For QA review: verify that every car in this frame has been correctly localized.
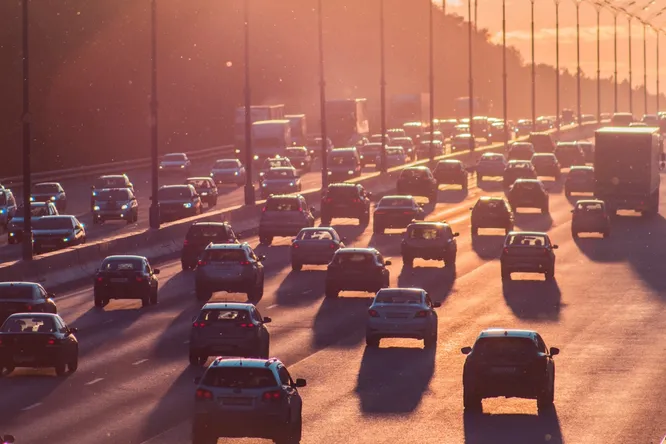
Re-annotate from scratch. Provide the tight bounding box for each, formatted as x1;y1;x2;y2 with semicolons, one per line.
387;128;407;138
530;153;561;179
191;357;306;444
571;199;610;238
326;147;362;181
375;146;407;168
261;167;302;199
438;119;459;138
0;187;17;230
181;222;239;270
188;302;272;365
514;119;533;136
159;152;192;175
470;196;514;236
0;282;57;325
30;182;67;212
564;165;595;196
210;158;246;186
554;142;585;168
93;255;160;307
156;184;203;222
91;188;139;225
290;227;344;271
403;121;425;141
91;174;134;210
611;112;634;126
306;135;333;157
475;152;508;180
507;179;550;214
258;195;315;245
373;195;425;234
396;166;438;203
461;328;559;413
507;142;535;161
32;215;86;254
577;141;595;162
487;121;508;143
365;288;441;348
527;132;556;153
401;221;459;268
7;202;58;244
422;130;445;143
0;313;78;376
258;156;294;183
433;159;468;190
186;177;219;207
325;248;391;298
500;231;558;280
369;133;394;144
359;143;382;167
285;146;313;172
503;160;537;188
195;243;265;301
451;134;475;152
320;183;372;225
391;136;415;159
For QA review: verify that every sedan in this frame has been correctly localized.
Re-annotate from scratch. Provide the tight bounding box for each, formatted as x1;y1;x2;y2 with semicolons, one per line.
94;255;160;308
32;215;86;254
373;195;425;234
30;182;67;212
500;231;558;281
159;152;192;175
210;158;246;186
290;227;344;271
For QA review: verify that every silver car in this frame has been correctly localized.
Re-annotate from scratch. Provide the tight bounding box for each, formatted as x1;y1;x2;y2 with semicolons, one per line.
159;152;191;175
210;158;246;186
290;227;344;271
366;288;441;348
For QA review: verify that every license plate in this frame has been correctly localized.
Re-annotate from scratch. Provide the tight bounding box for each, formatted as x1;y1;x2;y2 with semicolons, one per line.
110;278;128;283
492;367;516;374
222;398;252;406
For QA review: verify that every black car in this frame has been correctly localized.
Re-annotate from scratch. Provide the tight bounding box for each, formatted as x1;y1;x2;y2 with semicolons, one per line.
91;174;134;211
470;197;514;236
92;188;139;225
554;142;585;168
185;177;219;208
93;255;160;308
194;243;265;301
527;132;556;153
326;148;362;181
373;195;425;234
461;328;559;413
32;215;87;254
156;184;203;222
507;142;535;161
0;313;78;376
285;146;313;172
359;143;382;167
507;179;549;214
188;302;271;365
320;183;372;225
564;166;595;196
433;159;468;190
503;160;537;188
0;282;57;325
325;248;391;298
571;199;610;238
396;166;438;203
401;221;459;268
500;231;558;280
530;153;561;179
181;222;239;270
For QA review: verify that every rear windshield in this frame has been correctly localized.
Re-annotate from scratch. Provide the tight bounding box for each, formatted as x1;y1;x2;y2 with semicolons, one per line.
263;159;290;169
327;186;358;199
408;226;445;240
394;139;413;147
33;217;73;230
297;230;334;240
375;292;421;304
1;316;56;333
514;181;540;190
508;162;531;169
214;160;240;169
95;189;132;200
329;155;356;166
265;169;296;179
387;148;403;155
555;145;579;154
400;169;428;179
94;177;127;188
33;184;60;193
199;309;250;322
0;285;34;300
480;155;504;162
265;199;300;211
203;249;247;262
473;337;537;358
576;202;604;212
569;169;593;177
511;144;533;151
158;187;192;200
101;258;143;271
186;225;231;242
506;234;547;246
378;198;413;208
476;200;507;212
437;162;460;170
186;179;212;189
532;155;555;162
202;367;277;389
333;253;375;266
286;149;306;157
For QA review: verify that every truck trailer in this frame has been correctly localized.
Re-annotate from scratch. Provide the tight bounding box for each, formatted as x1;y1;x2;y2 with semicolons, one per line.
235;105;286;157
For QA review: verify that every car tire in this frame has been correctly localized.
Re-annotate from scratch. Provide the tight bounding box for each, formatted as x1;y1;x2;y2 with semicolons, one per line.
541;206;549;215
603;230;610;238
545;265;555;281
259;341;270;359
291;262;302;272
94;294;106;308
537;375;555;412
446;256;456;268
471;226;478;236
275;413;302;444
565;190;571;197
463;388;482;413
424;329;437;348
325;286;339;298
477;173;484;181
260;235;273;245
189;351;207;366
1;365;15;376
191;427;217;444
67;355;79;373
501;267;511;281
149;288;158;305
365;335;380;347
373;224;384;235
359;213;370;225
141;295;150;308
55;362;67;376
572;230;579;239
403;256;413;268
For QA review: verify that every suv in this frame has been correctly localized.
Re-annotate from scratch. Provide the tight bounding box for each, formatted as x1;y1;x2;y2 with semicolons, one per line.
320;183;371;225
192;357;306;444
92;188;139;225
461;328;559;413
571;199;610;238
530;153;561;179
359;143;382;167
401;221;459;268
500;231;558;281
181;222;239;270
507;142;535;161
325;248;391;298
91;174;134;211
554;142;585;168
189;302;272;365
327;148;362;181
7;202;58;244
396;166;438;203
0;282;57;325
470;197;514;236
527;132;555;153
195;243;265;301
503;160;537;188
507;179;549;214
475;152;507;181
258;195;315;245
564;166;595;196
433;159;468;190
0;187;17;230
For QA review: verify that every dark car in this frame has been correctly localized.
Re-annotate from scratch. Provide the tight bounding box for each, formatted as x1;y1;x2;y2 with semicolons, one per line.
93;255;160;308
475;152;508;180
320;183;372;225
500;231;558;280
373;195;425;234
0;282;57;325
186;177;219;208
188;302;271;365
396;166;438;203
210;158;247;186
290;227;344;271
359;143;382;167
91;174;134;211
527;132;556;153
470;197;514;236
92;188;139;225
507;142;535;161
0;313;78;376
181;222;239;270
392;136;415;160
325;248;391;298
416;140;445;160
503;160;537;188
258;157;294;184
564;166;595;196
571;199;610;238
577;141;595;163
258;195;316;245
32;215;86;254
451;134;475;152
285;146;313;172
156;184;203;222
554;142;585;168
461;328;559;413
530;153;561;179
401;221;459;268
326;148;362;181
433;159;468;190
306;135;334;157
7;202;58;244
30;182;67;212
507;179;550;214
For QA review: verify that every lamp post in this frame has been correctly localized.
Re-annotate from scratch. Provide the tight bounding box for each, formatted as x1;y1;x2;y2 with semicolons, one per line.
596;4;602;122
575;0;582;126
148;0;160;229
243;0;255;205
614;10;619;111
555;0;561;132
502;0;509;149
643;21;648;115
531;0;536;131
379;0;387;172
657;28;661;111
468;0;474;148
317;0;328;188
629;14;634;114
429;0;436;161
21;0;33;260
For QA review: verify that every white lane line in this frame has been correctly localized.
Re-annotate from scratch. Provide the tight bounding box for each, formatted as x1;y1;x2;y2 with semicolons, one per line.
84;378;104;386
266;304;278;309
132;358;149;366
21;402;42;411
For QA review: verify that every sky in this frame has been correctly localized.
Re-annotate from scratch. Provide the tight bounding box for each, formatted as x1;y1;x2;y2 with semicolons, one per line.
443;0;666;94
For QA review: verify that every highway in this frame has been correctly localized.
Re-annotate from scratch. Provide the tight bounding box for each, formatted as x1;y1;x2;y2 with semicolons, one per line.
2;163;665;444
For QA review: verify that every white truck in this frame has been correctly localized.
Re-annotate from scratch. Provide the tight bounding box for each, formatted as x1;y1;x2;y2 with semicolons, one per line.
285;114;308;146
235;105;285;157
251;120;292;161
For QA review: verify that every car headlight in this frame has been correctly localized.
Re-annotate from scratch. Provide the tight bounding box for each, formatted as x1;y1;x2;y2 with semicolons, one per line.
289;182;295;186
254;155;259;160
183;202;193;208
348;170;354;175
360;155;364;159
201;192;208;196
121;204;129;210
63;237;70;242
29;197;35;202
235;149;241;154
9;232;15;237
327;171;332;175
92;191;97;197
234;171;239;176
159;165;164;169
51;196;57;201
210;173;214;177
93;205;100;211
262;183;268;187
180;165;185;169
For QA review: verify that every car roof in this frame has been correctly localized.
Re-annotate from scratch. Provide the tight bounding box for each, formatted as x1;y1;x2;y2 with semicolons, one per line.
403;166;430;171
529;132;549;136
103;255;148;261
96;187;131;192
208;357;282;369
380;195;414;200
511;142;533;147
266;167;296;172
98;174;127;179
266;194;301;200
39;215;74;220
164;152;187;156
6;312;60;320
215;158;240;162
34;182;61;186
336;247;378;254
532;153;556;157
513;178;541;184
376;288;424;296
407;221;448;228
159;184;191;189
202;302;255;311
192;221;230;227
477;328;538;339
478;196;505;202
392;137;412;141
576;199;604;205
205;243;246;250
438;159;463;164
556;141;577;145
508;160;531;165
299;226;335;232
330;148;356;153
569;165;594;171
480;152;504;158
0;282;41;288
286;146;307;151
186;177;213;181
329;183;356;188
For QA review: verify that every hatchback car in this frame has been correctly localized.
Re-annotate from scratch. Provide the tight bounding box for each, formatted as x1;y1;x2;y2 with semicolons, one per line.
475;152;507;181
258;156;294;184
7;202;58;244
392;136;415;159
30;182;67;212
396;166;438;203
366;288;441;348
359;143;383;167
500;231;558;281
507;179;549;214
373;195;425;234
93;255;160;308
32;215;86;254
261;167;302;199
564;166;595;196
92;188;139;224
470;197;514;235
527;132;556;153
571;199;610;238
503;160;537;188
186;177;219;207
554;142;585;168
159;152;192;175
401;221;458;268
325;248;391;298
210;158;246;186
433;159;468;190
258;195;315;245
320;183;372;225
285;146;313;172
0;282;57;325
91;174;134;210
290;227;344;271
327;148;362;181
530;153;561;179
156;184;203;222
376;146;407;168
181;222;239;270
461;328;559;413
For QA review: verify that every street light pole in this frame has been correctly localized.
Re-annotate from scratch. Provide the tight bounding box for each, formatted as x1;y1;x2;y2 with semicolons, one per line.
379;0;387;172
429;0;435;161
658;29;661;112
596;5;602;122
643;22;648;115
531;0;536;131
148;0;160;229
555;0;561;132
575;0;582;126
468;0;474;149
502;0;509;149
629;15;634;114
614;11;619;112
21;0;33;260
243;0;255;205
317;0;328;188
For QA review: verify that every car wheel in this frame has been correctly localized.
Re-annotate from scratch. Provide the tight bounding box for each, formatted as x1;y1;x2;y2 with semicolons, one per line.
537;375;555;412
501;267;511;281
373;223;384;234
1;365;15;376
365;335;380;347
477;174;484;181
54;362;67;376
545;265;555;281
471;226;478;236
359;213;370;225
181;261;191;271
94;294;106;308
565;190;571;197
291;262;302;272
259;341;270;359
196;288;211;302
424;329;437;348
572;230;579;239
67;355;79;373
275;413;302;444
603;230;610;238
463;388;482;413
446;256;456;268
325;286;339;298
541;206;549;215
141;296;150;308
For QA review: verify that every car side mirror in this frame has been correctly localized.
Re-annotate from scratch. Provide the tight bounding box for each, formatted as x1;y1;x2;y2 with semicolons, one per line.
550;347;560;356
69;327;78;334
433;302;442;308
461;346;472;355
263;317;272;324
552;245;559;249
48;292;56;298
153;269;160;275
194;377;201;385
384;260;392;266
294;378;307;388
453;232;460;237
258;255;266;261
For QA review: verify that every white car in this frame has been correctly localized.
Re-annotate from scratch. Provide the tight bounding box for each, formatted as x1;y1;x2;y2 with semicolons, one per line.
159;153;192;174
210;158;246;186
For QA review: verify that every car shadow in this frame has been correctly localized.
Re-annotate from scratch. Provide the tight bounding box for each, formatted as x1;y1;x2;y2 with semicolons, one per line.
540;178;563;194
471;234;505;260
252;244;292;282
397;264;455;303
513;213;553;232
502;279;562;321
620;213;666;295
572;236;624;262
437;188;468;203
566;193;594;206
463;408;564;444
331;222;367;246
355;346;436;414
312;296;371;349
275;270;326;306
0;371;67;428
476;179;504;193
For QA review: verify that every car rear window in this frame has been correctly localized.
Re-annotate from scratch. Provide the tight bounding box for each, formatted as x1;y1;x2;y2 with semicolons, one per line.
199;309;250;322
1;316;56;333
0;285;35;300
437;162;460;170
576;203;603;212
514;181;539;190
555;145;579;153
94;177;126;188
376;292;421;304
202;367;277;389
378;197;413;208
408;226;443;240
508;162;530;169
329;155;356;166
506;234;547;246
204;249;247;262
297;230;333;240
33;217;74;230
286;148;306;156
476;200;506;211
263;159;290;169
474;337;537;358
480;154;504;162
265;199;300;211
400;169;428;178
327;186;358;199
186;179;212;188
187;226;230;242
102;259;143;271
333;253;374;266
569;169;592;178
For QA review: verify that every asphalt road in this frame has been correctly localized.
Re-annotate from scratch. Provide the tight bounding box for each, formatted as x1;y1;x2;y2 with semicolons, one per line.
2;158;665;444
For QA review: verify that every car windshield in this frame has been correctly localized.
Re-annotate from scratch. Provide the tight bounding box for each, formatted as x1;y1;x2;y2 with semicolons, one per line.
33;184;60;193
163;154;186;161
16;205;50;217
477;200;506;212
265;169;296;179
576;202;604;212
400;169;428;179
474;337;537;358
297;230;333;240
265;199;300;211
378;198;413;208
507;234;547;246
263;159;290;169
32;217;73;230
334;253;375;266
481;155;504;162
375;291;421;304
408;226;445;240
329;155;355;166
202;367;276;389
95;189;132;200
204;249;247;262
199;309;250;322
94;177;127;188
158;187;191;200
286;149;306;157
186;179;212;189
214;160;239;169
102;258;143;271
0;285;34;300
1;316;56;333
186;226;230;242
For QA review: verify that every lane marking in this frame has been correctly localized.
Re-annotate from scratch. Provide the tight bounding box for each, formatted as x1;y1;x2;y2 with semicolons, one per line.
84;378;104;386
266;304;278;309
21;402;42;411
132;359;149;366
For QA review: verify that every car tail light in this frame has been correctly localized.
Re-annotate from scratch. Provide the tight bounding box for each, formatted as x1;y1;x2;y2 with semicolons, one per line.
96;277;104;283
0;339;3;346
47;336;57;345
25;304;32;311
262;390;282;401
375;210;386;215
325;198;332;203
136;276;144;282
544;248;550;255
196;389;213;400
368;309;380;317
239;323;256;328
503;247;509;255
330;242;337;249
299;208;304;213
193;321;206;328
353;198;360;203
403;211;414;215
240;261;250;265
415;310;428;318
183;240;189;246
198;260;207;266
292;243;300;249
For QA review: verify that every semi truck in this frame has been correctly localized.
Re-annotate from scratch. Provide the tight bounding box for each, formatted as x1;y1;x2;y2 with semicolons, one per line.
326;98;370;147
235;105;286;157
389;93;430;127
251;120;292;161
594;127;663;215
285;114;307;146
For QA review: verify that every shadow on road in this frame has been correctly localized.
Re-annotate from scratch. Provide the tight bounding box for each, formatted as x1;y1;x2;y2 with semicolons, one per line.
463;408;564;444
471;234;505;260
437;189;468;204
0;372;66;428
541;178;563;194
620;214;666;295
502;279;562;321
312;296;371;349
275;270;325;306
397;264;455;303
477;180;504;193
330;222;367;246
513;213;553;232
